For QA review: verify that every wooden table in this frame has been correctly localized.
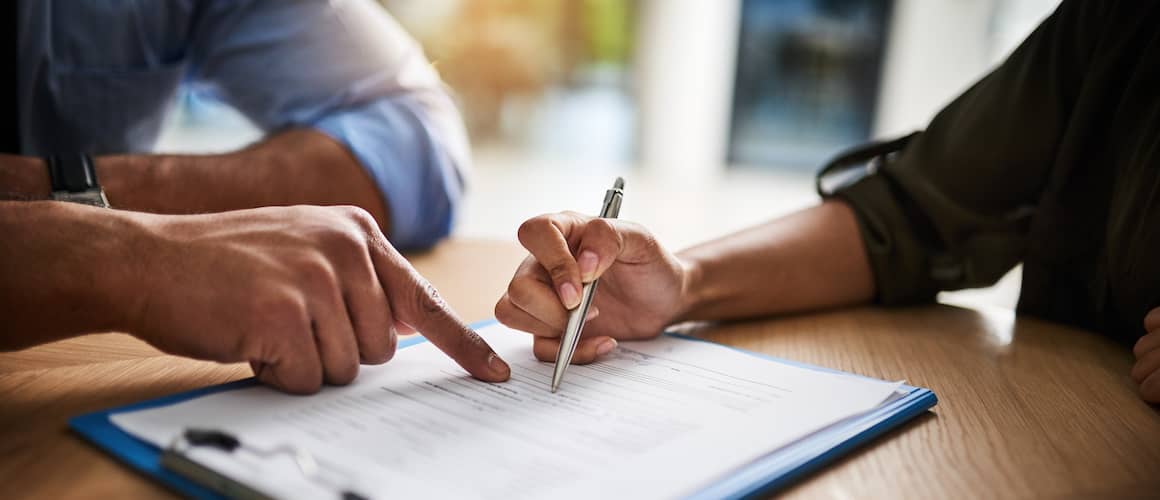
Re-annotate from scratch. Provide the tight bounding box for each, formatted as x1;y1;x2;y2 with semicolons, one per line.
2;239;1158;499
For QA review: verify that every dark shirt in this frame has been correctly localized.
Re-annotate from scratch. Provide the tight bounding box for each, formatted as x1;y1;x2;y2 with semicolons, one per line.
828;0;1159;346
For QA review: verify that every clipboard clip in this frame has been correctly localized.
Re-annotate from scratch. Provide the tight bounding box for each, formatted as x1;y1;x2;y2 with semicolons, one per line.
163;428;370;500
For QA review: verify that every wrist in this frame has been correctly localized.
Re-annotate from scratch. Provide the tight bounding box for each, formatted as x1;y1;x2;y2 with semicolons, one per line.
91;209;166;333
92;154;156;210
674;253;706;322
0;202;161;340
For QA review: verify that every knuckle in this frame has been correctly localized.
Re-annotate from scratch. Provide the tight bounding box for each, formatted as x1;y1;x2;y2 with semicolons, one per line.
330;362;359;386
506;279;536;309
532;338;557;362
342;205;380;232
560;210;586;220
290;378;323;395
319;226;367;256
360;323;397;365
252;291;306;325
546;263;575;284
266;361;321;395
636;229;662;255
333;204;369;221
494;297;514;323
359;342;388;365
323;237;364;265
586;218;623;252
382;327;398;362
624;220;655;242
517;216;555;246
361;349;389;366
408;279;449;318
1144;385;1160;403
1146;317;1160;334
587;217;615;237
298;257;338;289
288;204;323;220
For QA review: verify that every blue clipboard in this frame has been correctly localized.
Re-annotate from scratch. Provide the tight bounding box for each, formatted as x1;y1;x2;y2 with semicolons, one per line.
71;320;937;499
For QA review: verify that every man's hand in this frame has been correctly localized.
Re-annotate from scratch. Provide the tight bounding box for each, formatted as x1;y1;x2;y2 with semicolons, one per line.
130;205;509;394
495;212;693;364
1132;307;1160;403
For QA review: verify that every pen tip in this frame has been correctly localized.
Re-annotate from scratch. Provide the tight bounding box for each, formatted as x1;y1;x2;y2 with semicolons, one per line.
550;382;560;393
614;177;625;190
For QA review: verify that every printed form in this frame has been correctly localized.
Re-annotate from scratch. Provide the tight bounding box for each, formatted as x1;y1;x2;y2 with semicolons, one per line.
113;323;901;499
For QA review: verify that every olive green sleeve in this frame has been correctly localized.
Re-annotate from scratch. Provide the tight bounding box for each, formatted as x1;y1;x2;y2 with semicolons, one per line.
824;0;1107;305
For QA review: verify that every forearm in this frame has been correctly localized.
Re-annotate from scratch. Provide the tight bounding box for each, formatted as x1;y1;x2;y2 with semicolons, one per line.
0;202;146;349
99;129;391;229
677;200;875;321
0;129;390;230
0;155;50;200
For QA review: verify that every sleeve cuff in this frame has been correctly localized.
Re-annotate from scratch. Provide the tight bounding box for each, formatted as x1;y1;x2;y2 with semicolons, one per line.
827;173;942;305
312;96;466;250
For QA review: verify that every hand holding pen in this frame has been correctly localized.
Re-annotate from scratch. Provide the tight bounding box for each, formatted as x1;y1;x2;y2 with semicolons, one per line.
494;178;692;388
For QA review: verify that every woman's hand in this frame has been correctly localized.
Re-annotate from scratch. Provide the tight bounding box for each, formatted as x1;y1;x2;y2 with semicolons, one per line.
495;212;695;364
1132;307;1160;403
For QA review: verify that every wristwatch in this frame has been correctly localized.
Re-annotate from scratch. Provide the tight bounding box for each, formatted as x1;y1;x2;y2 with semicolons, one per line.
45;154;110;208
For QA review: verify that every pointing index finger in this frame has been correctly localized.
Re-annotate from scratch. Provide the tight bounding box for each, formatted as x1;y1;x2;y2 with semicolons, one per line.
411;279;510;382
369;235;510;382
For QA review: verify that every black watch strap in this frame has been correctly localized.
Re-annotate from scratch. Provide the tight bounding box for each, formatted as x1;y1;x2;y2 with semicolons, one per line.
1;0;18;154
46;154;100;193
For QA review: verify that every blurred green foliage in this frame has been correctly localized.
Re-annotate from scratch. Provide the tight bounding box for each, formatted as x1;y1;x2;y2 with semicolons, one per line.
581;0;634;64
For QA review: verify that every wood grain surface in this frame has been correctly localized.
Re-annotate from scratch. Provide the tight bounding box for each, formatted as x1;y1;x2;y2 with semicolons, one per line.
1;239;1157;499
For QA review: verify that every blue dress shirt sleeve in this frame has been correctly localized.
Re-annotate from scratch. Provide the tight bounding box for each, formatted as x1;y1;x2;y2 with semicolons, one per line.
188;0;470;249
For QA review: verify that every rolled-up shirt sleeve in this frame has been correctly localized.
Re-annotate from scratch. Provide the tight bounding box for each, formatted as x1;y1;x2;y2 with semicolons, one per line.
822;0;1104;304
312;94;467;249
189;0;470;249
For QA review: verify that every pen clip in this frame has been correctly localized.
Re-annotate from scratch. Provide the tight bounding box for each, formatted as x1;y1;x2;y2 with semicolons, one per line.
600;177;624;218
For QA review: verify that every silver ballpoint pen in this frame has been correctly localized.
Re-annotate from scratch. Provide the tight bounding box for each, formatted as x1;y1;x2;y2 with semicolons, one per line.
551;177;625;393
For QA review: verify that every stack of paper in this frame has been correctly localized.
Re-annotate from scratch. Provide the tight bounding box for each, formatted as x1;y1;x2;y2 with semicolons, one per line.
112;323;903;499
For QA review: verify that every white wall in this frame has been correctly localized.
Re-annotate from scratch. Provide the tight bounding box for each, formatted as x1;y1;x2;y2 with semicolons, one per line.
873;0;1060;137
633;0;1060;173
872;0;995;137
634;0;742;181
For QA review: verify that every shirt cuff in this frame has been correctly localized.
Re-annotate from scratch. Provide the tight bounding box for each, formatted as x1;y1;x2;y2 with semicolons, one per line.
826;172;942;305
312;95;466;250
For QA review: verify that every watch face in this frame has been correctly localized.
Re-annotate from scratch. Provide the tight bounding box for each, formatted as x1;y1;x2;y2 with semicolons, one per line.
52;190;111;208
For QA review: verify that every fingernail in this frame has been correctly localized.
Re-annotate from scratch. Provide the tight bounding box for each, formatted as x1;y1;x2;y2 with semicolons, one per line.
585;305;600;320
596;338;618;356
578;250;599;282
488;353;511;378
559;282;580;309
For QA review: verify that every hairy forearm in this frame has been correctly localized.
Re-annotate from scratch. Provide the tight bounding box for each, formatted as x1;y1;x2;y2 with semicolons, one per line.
676;200;875;321
0;129;390;230
0;202;146;349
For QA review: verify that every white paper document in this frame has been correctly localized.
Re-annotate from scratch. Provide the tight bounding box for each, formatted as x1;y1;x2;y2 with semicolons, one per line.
112;323;900;499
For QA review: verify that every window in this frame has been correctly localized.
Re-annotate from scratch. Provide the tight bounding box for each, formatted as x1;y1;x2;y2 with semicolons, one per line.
728;0;892;170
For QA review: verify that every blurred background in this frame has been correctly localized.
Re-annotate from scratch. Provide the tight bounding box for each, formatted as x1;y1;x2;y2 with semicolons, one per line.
156;0;1060;310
